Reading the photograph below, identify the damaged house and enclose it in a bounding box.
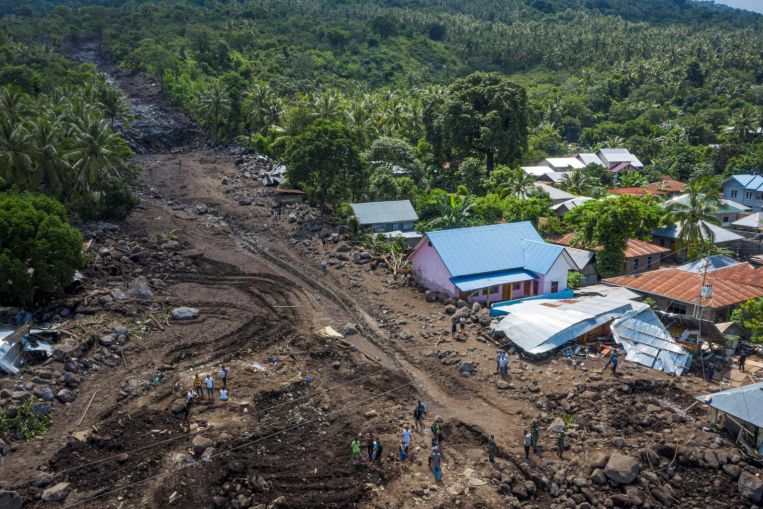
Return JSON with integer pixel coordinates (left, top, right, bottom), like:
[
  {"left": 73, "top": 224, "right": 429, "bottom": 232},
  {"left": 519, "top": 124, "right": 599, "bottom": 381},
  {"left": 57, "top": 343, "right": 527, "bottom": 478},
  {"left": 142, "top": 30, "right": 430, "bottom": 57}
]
[
  {"left": 697, "top": 382, "right": 763, "bottom": 456},
  {"left": 491, "top": 289, "right": 691, "bottom": 375}
]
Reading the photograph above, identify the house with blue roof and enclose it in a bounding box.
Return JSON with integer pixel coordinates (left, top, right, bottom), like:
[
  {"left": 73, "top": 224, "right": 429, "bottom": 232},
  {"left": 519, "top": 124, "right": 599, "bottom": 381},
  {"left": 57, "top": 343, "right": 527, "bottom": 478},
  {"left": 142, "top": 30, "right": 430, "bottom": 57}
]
[
  {"left": 723, "top": 175, "right": 763, "bottom": 211},
  {"left": 409, "top": 222, "right": 576, "bottom": 304}
]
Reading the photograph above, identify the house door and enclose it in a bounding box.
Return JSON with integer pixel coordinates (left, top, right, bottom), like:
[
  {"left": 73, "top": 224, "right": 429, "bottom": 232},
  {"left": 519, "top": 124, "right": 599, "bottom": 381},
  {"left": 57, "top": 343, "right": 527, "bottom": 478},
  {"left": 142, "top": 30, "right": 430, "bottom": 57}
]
[
  {"left": 532, "top": 280, "right": 539, "bottom": 296},
  {"left": 502, "top": 284, "right": 511, "bottom": 301},
  {"left": 524, "top": 281, "right": 532, "bottom": 297}
]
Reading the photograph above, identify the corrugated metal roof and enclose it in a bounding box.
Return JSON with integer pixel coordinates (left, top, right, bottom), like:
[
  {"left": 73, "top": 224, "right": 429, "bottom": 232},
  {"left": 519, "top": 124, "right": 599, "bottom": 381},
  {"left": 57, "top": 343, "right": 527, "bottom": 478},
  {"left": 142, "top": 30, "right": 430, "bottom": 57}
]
[
  {"left": 535, "top": 183, "right": 576, "bottom": 202},
  {"left": 537, "top": 172, "right": 569, "bottom": 184},
  {"left": 598, "top": 148, "right": 643, "bottom": 167},
  {"left": 523, "top": 240, "right": 565, "bottom": 274},
  {"left": 551, "top": 196, "right": 593, "bottom": 212},
  {"left": 651, "top": 221, "right": 744, "bottom": 244},
  {"left": 553, "top": 234, "right": 668, "bottom": 258},
  {"left": 664, "top": 194, "right": 750, "bottom": 213},
  {"left": 645, "top": 177, "right": 686, "bottom": 193},
  {"left": 605, "top": 263, "right": 763, "bottom": 309},
  {"left": 677, "top": 255, "right": 742, "bottom": 273},
  {"left": 492, "top": 295, "right": 643, "bottom": 355},
  {"left": 350, "top": 200, "right": 418, "bottom": 225},
  {"left": 522, "top": 166, "right": 554, "bottom": 176},
  {"left": 544, "top": 157, "right": 585, "bottom": 170},
  {"left": 697, "top": 382, "right": 763, "bottom": 428},
  {"left": 578, "top": 153, "right": 604, "bottom": 167},
  {"left": 728, "top": 175, "right": 763, "bottom": 191},
  {"left": 732, "top": 212, "right": 763, "bottom": 230},
  {"left": 564, "top": 246, "right": 595, "bottom": 271},
  {"left": 611, "top": 308, "right": 692, "bottom": 376},
  {"left": 425, "top": 222, "right": 549, "bottom": 278},
  {"left": 451, "top": 269, "right": 536, "bottom": 292},
  {"left": 608, "top": 187, "right": 664, "bottom": 196}
]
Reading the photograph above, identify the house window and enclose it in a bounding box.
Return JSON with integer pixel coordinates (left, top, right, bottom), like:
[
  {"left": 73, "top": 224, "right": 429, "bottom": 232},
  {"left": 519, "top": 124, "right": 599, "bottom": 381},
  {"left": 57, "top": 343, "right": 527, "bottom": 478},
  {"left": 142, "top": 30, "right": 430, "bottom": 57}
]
[
  {"left": 722, "top": 216, "right": 729, "bottom": 224},
  {"left": 633, "top": 258, "right": 640, "bottom": 272},
  {"left": 758, "top": 193, "right": 763, "bottom": 200},
  {"left": 647, "top": 256, "right": 653, "bottom": 269},
  {"left": 730, "top": 190, "right": 738, "bottom": 199},
  {"left": 486, "top": 285, "right": 499, "bottom": 296},
  {"left": 402, "top": 222, "right": 414, "bottom": 231},
  {"left": 372, "top": 224, "right": 387, "bottom": 233},
  {"left": 550, "top": 281, "right": 559, "bottom": 293},
  {"left": 745, "top": 190, "right": 753, "bottom": 200},
  {"left": 658, "top": 238, "right": 665, "bottom": 247},
  {"left": 513, "top": 282, "right": 522, "bottom": 290},
  {"left": 667, "top": 303, "right": 687, "bottom": 315}
]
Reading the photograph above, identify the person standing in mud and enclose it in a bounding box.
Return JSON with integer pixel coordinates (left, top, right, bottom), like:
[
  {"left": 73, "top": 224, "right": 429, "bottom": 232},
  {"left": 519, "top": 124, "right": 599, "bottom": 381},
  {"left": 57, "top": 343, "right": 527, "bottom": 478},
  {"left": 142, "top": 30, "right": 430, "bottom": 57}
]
[
  {"left": 603, "top": 351, "right": 619, "bottom": 374},
  {"left": 451, "top": 318, "right": 457, "bottom": 338},
  {"left": 413, "top": 401, "right": 425, "bottom": 431},
  {"left": 365, "top": 432, "right": 374, "bottom": 461},
  {"left": 402, "top": 424, "right": 411, "bottom": 454},
  {"left": 530, "top": 419, "right": 539, "bottom": 453},
  {"left": 193, "top": 374, "right": 203, "bottom": 398},
  {"left": 220, "top": 366, "right": 229, "bottom": 388},
  {"left": 738, "top": 350, "right": 747, "bottom": 371},
  {"left": 204, "top": 374, "right": 214, "bottom": 400},
  {"left": 431, "top": 446, "right": 442, "bottom": 482},
  {"left": 523, "top": 430, "right": 532, "bottom": 460},
  {"left": 372, "top": 436, "right": 383, "bottom": 462},
  {"left": 556, "top": 431, "right": 565, "bottom": 459},
  {"left": 487, "top": 434, "right": 497, "bottom": 463},
  {"left": 351, "top": 434, "right": 362, "bottom": 466},
  {"left": 321, "top": 259, "right": 328, "bottom": 274}
]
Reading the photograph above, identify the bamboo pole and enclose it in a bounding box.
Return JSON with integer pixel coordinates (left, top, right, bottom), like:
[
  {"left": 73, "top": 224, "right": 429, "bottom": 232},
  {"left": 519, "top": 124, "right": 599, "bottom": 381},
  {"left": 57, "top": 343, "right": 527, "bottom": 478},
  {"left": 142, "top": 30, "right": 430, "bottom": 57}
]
[{"left": 78, "top": 391, "right": 98, "bottom": 427}]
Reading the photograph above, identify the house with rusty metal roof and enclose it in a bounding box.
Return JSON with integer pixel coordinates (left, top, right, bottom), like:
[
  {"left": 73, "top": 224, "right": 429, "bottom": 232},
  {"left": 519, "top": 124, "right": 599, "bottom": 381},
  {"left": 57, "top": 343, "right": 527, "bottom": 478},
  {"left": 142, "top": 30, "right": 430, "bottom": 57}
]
[
  {"left": 604, "top": 258, "right": 763, "bottom": 322},
  {"left": 552, "top": 233, "right": 670, "bottom": 277}
]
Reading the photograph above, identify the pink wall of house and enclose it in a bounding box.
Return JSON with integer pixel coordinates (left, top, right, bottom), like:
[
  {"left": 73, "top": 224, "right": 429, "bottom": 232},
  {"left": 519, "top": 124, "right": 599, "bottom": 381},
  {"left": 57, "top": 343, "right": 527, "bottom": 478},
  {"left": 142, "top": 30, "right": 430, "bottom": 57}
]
[{"left": 410, "top": 241, "right": 459, "bottom": 297}]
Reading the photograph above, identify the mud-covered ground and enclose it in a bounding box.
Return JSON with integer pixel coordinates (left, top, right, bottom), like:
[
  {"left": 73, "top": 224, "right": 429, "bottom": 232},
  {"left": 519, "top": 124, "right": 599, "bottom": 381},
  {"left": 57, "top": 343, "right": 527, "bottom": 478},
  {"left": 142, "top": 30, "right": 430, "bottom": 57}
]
[{"left": 0, "top": 43, "right": 760, "bottom": 509}]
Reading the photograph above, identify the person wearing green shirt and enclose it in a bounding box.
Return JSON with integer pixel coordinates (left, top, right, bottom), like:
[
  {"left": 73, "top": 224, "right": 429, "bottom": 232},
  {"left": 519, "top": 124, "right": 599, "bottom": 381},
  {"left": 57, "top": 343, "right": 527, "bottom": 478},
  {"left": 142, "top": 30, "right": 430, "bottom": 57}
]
[{"left": 351, "top": 435, "right": 362, "bottom": 465}]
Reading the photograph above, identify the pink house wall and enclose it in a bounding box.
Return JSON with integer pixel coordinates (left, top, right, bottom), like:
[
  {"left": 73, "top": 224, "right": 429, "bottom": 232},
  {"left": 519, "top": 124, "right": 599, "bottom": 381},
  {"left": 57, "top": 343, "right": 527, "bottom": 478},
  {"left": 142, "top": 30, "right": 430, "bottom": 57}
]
[{"left": 410, "top": 241, "right": 459, "bottom": 297}]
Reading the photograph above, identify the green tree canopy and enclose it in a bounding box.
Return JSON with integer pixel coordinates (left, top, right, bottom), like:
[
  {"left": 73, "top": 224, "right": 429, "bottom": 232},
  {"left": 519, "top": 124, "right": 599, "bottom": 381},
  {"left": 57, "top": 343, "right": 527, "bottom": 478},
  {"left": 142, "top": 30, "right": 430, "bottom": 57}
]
[
  {"left": 732, "top": 298, "right": 763, "bottom": 344},
  {"left": 0, "top": 192, "right": 84, "bottom": 305},
  {"left": 426, "top": 72, "right": 528, "bottom": 173}
]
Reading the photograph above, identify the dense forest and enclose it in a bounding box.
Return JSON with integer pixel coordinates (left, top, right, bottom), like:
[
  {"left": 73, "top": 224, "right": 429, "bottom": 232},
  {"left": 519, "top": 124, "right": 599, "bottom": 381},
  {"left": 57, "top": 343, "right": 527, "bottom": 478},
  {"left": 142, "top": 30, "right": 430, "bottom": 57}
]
[{"left": 0, "top": 0, "right": 762, "bottom": 298}]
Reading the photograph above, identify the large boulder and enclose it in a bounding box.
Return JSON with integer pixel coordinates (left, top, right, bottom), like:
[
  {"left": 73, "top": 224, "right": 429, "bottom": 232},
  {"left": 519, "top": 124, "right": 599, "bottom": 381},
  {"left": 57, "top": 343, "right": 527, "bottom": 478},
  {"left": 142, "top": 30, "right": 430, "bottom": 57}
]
[
  {"left": 57, "top": 389, "right": 76, "bottom": 404},
  {"left": 34, "top": 386, "right": 55, "bottom": 401},
  {"left": 604, "top": 453, "right": 640, "bottom": 485},
  {"left": 31, "top": 402, "right": 53, "bottom": 416},
  {"left": 0, "top": 490, "right": 22, "bottom": 509},
  {"left": 171, "top": 307, "right": 200, "bottom": 321},
  {"left": 341, "top": 323, "right": 358, "bottom": 336},
  {"left": 42, "top": 483, "right": 70, "bottom": 502},
  {"left": 192, "top": 435, "right": 214, "bottom": 456},
  {"left": 738, "top": 471, "right": 763, "bottom": 502},
  {"left": 127, "top": 276, "right": 153, "bottom": 301}
]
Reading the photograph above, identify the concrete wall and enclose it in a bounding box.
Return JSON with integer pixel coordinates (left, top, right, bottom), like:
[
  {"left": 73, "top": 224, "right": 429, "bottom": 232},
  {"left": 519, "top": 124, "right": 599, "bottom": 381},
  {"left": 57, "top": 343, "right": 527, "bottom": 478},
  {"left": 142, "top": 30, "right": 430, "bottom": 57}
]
[
  {"left": 621, "top": 254, "right": 662, "bottom": 275},
  {"left": 540, "top": 254, "right": 571, "bottom": 294},
  {"left": 410, "top": 241, "right": 458, "bottom": 297}
]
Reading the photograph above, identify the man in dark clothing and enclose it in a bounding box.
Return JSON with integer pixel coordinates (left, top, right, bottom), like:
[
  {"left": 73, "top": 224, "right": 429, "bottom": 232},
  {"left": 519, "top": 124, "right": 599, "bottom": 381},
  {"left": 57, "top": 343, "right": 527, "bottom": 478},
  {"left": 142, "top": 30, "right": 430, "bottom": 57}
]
[
  {"left": 487, "top": 434, "right": 497, "bottom": 463},
  {"left": 705, "top": 363, "right": 715, "bottom": 382},
  {"left": 413, "top": 401, "right": 425, "bottom": 431},
  {"left": 451, "top": 319, "right": 457, "bottom": 337},
  {"left": 365, "top": 432, "right": 374, "bottom": 461},
  {"left": 530, "top": 420, "right": 539, "bottom": 453},
  {"left": 556, "top": 431, "right": 565, "bottom": 459},
  {"left": 739, "top": 351, "right": 747, "bottom": 371}
]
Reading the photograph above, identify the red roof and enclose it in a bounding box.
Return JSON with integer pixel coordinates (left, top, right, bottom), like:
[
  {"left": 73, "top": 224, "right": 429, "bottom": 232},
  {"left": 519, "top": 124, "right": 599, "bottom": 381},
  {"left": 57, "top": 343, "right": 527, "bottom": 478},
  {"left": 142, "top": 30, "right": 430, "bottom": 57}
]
[
  {"left": 607, "top": 187, "right": 665, "bottom": 196},
  {"left": 553, "top": 233, "right": 669, "bottom": 259},
  {"left": 605, "top": 263, "right": 763, "bottom": 309},
  {"left": 645, "top": 176, "right": 686, "bottom": 194}
]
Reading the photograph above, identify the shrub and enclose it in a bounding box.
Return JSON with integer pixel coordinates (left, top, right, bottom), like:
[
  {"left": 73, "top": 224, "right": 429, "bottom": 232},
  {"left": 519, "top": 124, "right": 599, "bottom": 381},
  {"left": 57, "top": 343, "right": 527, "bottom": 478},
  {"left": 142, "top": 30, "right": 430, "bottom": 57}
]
[
  {"left": 0, "top": 192, "right": 85, "bottom": 305},
  {"left": 0, "top": 398, "right": 53, "bottom": 439}
]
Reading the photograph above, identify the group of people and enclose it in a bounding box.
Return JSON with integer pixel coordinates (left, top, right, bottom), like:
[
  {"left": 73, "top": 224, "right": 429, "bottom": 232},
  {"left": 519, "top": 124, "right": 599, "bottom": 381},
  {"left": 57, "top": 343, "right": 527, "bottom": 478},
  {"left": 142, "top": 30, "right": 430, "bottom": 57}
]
[
  {"left": 188, "top": 366, "right": 230, "bottom": 404},
  {"left": 495, "top": 351, "right": 510, "bottom": 378}
]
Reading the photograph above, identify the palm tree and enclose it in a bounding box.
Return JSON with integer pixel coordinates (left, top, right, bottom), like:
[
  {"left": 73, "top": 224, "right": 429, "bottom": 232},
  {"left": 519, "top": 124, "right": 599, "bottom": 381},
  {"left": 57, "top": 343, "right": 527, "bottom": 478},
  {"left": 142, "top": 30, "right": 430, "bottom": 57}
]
[
  {"left": 0, "top": 117, "right": 33, "bottom": 187},
  {"left": 243, "top": 82, "right": 278, "bottom": 134},
  {"left": 195, "top": 80, "right": 231, "bottom": 140},
  {"left": 426, "top": 193, "right": 477, "bottom": 230},
  {"left": 97, "top": 83, "right": 130, "bottom": 129},
  {"left": 68, "top": 118, "right": 128, "bottom": 192},
  {"left": 562, "top": 168, "right": 596, "bottom": 196},
  {"left": 498, "top": 167, "right": 537, "bottom": 198},
  {"left": 725, "top": 108, "right": 757, "bottom": 143},
  {"left": 27, "top": 114, "right": 66, "bottom": 197},
  {"left": 666, "top": 179, "right": 720, "bottom": 249},
  {"left": 0, "top": 87, "right": 27, "bottom": 123}
]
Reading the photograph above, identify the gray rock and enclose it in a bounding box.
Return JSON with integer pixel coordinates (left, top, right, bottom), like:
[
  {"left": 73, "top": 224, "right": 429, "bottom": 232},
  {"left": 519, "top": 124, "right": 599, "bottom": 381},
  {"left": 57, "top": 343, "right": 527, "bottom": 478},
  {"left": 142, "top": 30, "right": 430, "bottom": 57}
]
[
  {"left": 10, "top": 391, "right": 30, "bottom": 401},
  {"left": 341, "top": 323, "right": 358, "bottom": 336},
  {"left": 704, "top": 449, "right": 719, "bottom": 468},
  {"left": 335, "top": 242, "right": 352, "bottom": 253},
  {"left": 110, "top": 288, "right": 128, "bottom": 301},
  {"left": 496, "top": 380, "right": 511, "bottom": 390},
  {"left": 364, "top": 410, "right": 378, "bottom": 419},
  {"left": 590, "top": 468, "right": 606, "bottom": 484},
  {"left": 722, "top": 463, "right": 742, "bottom": 479},
  {"left": 192, "top": 435, "right": 214, "bottom": 456},
  {"left": 444, "top": 304, "right": 456, "bottom": 315},
  {"left": 738, "top": 470, "right": 763, "bottom": 502},
  {"left": 456, "top": 299, "right": 468, "bottom": 308},
  {"left": 195, "top": 204, "right": 208, "bottom": 215},
  {"left": 42, "top": 483, "right": 70, "bottom": 502},
  {"left": 99, "top": 334, "right": 116, "bottom": 347},
  {"left": 113, "top": 326, "right": 131, "bottom": 337},
  {"left": 34, "top": 386, "right": 55, "bottom": 401},
  {"left": 127, "top": 276, "right": 153, "bottom": 301},
  {"left": 56, "top": 389, "right": 76, "bottom": 403},
  {"left": 424, "top": 290, "right": 438, "bottom": 303},
  {"left": 0, "top": 490, "right": 22, "bottom": 509},
  {"left": 604, "top": 453, "right": 640, "bottom": 485},
  {"left": 170, "top": 399, "right": 188, "bottom": 415},
  {"left": 458, "top": 361, "right": 475, "bottom": 374},
  {"left": 527, "top": 380, "right": 541, "bottom": 393},
  {"left": 161, "top": 240, "right": 181, "bottom": 251},
  {"left": 171, "top": 307, "right": 200, "bottom": 320}
]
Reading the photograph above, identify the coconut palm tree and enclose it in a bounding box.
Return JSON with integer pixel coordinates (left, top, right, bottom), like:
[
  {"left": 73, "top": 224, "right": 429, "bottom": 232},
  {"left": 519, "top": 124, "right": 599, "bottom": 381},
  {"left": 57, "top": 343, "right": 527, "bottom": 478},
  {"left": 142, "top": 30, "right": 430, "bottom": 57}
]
[
  {"left": 27, "top": 113, "right": 66, "bottom": 197},
  {"left": 0, "top": 87, "right": 27, "bottom": 123},
  {"left": 561, "top": 168, "right": 596, "bottom": 196},
  {"left": 195, "top": 80, "right": 231, "bottom": 140},
  {"left": 0, "top": 117, "right": 33, "bottom": 187},
  {"left": 426, "top": 193, "right": 477, "bottom": 230},
  {"left": 666, "top": 179, "right": 720, "bottom": 249},
  {"left": 97, "top": 83, "right": 130, "bottom": 129},
  {"left": 618, "top": 171, "right": 647, "bottom": 188},
  {"left": 498, "top": 167, "right": 537, "bottom": 198},
  {"left": 68, "top": 118, "right": 129, "bottom": 192}
]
